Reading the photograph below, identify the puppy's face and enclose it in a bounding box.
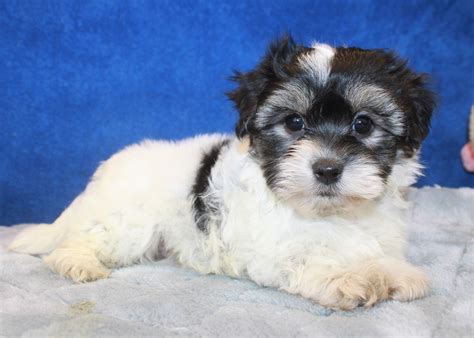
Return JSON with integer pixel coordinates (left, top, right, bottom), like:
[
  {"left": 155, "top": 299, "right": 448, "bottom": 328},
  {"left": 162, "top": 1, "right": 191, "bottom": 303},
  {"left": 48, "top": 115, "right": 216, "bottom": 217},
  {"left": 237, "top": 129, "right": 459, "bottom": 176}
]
[{"left": 228, "top": 36, "right": 436, "bottom": 216}]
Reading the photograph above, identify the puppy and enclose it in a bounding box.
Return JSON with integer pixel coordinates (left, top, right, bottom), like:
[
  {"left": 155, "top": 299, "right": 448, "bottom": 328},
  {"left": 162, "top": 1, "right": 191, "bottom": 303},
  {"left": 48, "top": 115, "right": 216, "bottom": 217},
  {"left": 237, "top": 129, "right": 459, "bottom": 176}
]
[{"left": 10, "top": 36, "right": 436, "bottom": 310}]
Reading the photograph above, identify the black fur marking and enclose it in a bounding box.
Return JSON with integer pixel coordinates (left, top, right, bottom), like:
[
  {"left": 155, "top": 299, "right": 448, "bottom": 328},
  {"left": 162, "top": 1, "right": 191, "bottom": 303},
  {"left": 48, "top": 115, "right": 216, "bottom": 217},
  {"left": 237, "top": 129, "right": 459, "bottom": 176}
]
[
  {"left": 227, "top": 34, "right": 436, "bottom": 208},
  {"left": 192, "top": 139, "right": 229, "bottom": 232},
  {"left": 227, "top": 34, "right": 310, "bottom": 138},
  {"left": 330, "top": 47, "right": 437, "bottom": 154}
]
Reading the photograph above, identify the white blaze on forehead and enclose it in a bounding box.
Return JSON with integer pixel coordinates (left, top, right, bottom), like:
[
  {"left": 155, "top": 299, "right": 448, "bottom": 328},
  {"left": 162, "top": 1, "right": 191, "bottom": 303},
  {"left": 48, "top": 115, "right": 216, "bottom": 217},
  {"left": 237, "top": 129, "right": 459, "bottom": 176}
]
[{"left": 298, "top": 42, "right": 335, "bottom": 85}]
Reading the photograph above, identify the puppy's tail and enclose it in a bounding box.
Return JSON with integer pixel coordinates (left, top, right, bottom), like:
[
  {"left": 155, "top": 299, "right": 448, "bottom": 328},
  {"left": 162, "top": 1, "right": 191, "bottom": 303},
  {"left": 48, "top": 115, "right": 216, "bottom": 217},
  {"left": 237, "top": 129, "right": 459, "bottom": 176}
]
[{"left": 9, "top": 223, "right": 65, "bottom": 255}]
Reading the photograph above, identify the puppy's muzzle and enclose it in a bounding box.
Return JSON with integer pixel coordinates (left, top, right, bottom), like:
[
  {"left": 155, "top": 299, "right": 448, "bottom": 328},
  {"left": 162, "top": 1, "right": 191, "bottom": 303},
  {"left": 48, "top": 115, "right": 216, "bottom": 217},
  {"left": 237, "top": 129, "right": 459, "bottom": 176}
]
[{"left": 312, "top": 159, "right": 344, "bottom": 185}]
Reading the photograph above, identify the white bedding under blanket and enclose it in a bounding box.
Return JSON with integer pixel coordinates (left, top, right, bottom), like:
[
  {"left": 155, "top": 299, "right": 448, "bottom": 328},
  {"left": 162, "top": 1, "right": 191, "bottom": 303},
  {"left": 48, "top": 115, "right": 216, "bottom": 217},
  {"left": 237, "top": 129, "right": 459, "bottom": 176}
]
[{"left": 1, "top": 187, "right": 473, "bottom": 337}]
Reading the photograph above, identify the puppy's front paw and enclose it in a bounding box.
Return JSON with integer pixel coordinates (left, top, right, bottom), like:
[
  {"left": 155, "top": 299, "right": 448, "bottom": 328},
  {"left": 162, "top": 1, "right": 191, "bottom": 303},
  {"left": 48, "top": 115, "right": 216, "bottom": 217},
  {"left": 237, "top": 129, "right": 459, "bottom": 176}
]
[
  {"left": 318, "top": 264, "right": 390, "bottom": 310},
  {"left": 385, "top": 262, "right": 430, "bottom": 302}
]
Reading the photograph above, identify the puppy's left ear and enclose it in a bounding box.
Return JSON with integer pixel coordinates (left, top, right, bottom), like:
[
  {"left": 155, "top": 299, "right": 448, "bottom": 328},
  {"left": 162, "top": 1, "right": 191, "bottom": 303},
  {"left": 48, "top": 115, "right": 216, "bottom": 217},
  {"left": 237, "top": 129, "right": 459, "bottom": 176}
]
[
  {"left": 227, "top": 35, "right": 304, "bottom": 138},
  {"left": 401, "top": 73, "right": 437, "bottom": 155}
]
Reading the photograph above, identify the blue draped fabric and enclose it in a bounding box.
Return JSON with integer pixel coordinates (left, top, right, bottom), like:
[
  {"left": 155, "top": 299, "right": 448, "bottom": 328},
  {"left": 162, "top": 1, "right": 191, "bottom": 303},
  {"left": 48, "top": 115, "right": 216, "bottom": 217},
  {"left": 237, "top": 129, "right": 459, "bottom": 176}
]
[{"left": 1, "top": 0, "right": 472, "bottom": 225}]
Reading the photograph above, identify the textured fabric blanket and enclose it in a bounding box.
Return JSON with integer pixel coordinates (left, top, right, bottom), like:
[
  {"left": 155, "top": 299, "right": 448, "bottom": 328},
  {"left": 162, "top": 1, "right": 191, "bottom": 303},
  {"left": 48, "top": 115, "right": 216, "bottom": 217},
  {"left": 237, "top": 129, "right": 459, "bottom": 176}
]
[{"left": 1, "top": 187, "right": 473, "bottom": 337}]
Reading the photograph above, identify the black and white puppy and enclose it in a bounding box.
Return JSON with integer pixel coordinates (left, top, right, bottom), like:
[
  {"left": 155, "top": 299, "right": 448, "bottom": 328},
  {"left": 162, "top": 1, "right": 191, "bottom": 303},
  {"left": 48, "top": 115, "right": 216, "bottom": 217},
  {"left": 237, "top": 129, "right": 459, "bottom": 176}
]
[{"left": 10, "top": 36, "right": 436, "bottom": 310}]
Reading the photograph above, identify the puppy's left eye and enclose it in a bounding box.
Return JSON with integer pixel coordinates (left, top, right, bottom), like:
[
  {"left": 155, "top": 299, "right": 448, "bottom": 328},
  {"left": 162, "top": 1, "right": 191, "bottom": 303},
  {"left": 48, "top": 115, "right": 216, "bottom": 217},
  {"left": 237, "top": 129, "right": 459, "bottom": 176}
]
[
  {"left": 352, "top": 115, "right": 373, "bottom": 135},
  {"left": 285, "top": 113, "right": 304, "bottom": 132}
]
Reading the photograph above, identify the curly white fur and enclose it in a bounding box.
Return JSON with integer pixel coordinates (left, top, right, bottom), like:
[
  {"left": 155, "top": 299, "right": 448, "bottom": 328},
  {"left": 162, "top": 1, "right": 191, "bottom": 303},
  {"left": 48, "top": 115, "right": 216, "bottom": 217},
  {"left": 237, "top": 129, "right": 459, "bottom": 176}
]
[{"left": 10, "top": 134, "right": 428, "bottom": 310}]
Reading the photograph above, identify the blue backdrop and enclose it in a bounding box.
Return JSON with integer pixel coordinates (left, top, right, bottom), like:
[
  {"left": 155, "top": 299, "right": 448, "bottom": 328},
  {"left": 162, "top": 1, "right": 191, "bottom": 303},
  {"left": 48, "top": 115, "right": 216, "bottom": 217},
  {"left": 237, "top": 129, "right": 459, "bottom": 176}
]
[{"left": 1, "top": 0, "right": 473, "bottom": 225}]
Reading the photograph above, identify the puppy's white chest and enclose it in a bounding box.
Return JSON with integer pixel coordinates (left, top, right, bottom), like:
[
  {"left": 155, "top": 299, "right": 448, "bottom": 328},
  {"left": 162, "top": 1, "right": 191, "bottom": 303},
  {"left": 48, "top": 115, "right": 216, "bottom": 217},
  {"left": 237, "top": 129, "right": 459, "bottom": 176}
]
[
  {"left": 204, "top": 146, "right": 404, "bottom": 277},
  {"left": 224, "top": 195, "right": 384, "bottom": 257}
]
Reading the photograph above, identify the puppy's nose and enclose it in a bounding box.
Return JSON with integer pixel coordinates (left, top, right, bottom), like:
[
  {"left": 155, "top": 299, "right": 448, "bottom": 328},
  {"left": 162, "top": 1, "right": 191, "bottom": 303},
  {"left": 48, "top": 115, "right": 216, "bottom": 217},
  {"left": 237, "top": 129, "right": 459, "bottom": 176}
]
[{"left": 312, "top": 159, "right": 343, "bottom": 185}]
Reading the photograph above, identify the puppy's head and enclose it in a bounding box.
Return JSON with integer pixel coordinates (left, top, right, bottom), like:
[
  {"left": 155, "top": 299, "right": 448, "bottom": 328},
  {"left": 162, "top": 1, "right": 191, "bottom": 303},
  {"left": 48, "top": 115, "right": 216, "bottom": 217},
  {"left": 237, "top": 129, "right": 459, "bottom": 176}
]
[{"left": 228, "top": 35, "right": 436, "bottom": 216}]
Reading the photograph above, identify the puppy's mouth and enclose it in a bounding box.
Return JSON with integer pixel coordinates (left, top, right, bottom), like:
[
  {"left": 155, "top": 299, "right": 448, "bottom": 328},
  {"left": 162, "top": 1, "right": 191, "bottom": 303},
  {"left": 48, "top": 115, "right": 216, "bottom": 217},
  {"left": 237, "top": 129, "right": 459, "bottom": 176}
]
[
  {"left": 317, "top": 191, "right": 337, "bottom": 198},
  {"left": 315, "top": 185, "right": 340, "bottom": 198}
]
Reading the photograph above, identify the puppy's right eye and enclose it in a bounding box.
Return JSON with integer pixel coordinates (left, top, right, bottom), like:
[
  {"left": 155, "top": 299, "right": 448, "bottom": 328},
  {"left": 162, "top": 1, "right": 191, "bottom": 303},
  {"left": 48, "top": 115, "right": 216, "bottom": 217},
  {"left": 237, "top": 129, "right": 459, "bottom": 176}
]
[
  {"left": 352, "top": 115, "right": 373, "bottom": 135},
  {"left": 285, "top": 113, "right": 304, "bottom": 132}
]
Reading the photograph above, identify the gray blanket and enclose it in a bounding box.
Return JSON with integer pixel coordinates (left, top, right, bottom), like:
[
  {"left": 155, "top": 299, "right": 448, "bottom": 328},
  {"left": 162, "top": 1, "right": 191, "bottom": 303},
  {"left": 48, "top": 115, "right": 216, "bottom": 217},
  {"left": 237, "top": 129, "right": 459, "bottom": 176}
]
[{"left": 1, "top": 187, "right": 473, "bottom": 337}]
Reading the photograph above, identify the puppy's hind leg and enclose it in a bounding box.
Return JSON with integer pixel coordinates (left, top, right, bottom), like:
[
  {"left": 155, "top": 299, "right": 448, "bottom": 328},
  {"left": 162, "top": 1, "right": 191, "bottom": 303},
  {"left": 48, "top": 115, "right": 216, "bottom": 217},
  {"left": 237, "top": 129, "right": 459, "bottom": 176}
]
[
  {"left": 9, "top": 223, "right": 65, "bottom": 255},
  {"left": 44, "top": 239, "right": 110, "bottom": 283}
]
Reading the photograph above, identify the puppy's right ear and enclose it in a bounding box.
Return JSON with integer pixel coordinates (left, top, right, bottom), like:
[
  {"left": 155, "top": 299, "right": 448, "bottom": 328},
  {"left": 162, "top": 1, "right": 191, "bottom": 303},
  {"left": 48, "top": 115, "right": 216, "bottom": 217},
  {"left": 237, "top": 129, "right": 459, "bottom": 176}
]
[{"left": 227, "top": 35, "right": 303, "bottom": 138}]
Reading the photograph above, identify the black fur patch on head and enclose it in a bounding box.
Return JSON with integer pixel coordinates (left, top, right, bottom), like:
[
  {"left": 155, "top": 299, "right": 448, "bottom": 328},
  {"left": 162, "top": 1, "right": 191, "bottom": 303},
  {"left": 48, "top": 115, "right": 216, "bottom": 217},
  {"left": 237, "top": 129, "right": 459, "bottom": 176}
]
[
  {"left": 192, "top": 139, "right": 229, "bottom": 232},
  {"left": 227, "top": 35, "right": 436, "bottom": 155},
  {"left": 226, "top": 35, "right": 310, "bottom": 138},
  {"left": 330, "top": 47, "right": 437, "bottom": 155},
  {"left": 227, "top": 34, "right": 437, "bottom": 209}
]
